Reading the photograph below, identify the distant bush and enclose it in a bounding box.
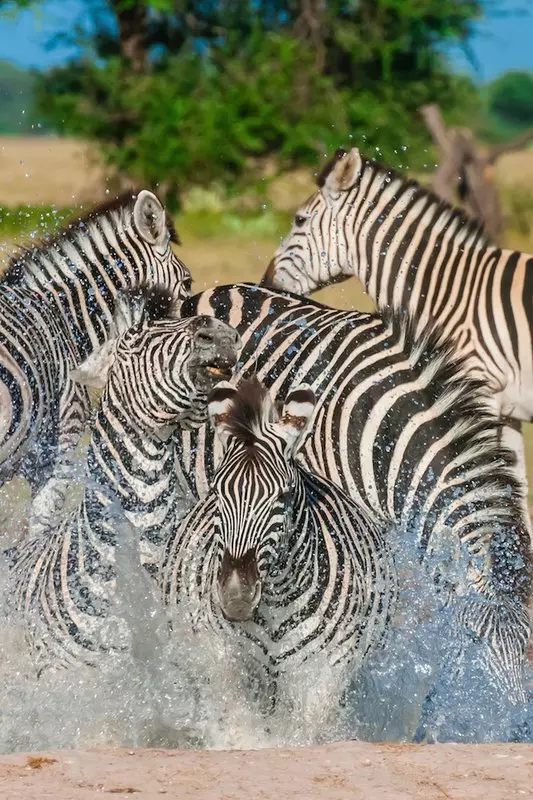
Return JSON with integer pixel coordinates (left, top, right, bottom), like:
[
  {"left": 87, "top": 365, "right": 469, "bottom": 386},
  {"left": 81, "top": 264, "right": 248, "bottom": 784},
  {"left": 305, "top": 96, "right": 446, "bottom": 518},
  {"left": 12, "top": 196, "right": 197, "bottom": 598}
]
[
  {"left": 488, "top": 71, "right": 533, "bottom": 130},
  {"left": 0, "top": 205, "right": 77, "bottom": 238},
  {"left": 0, "top": 60, "right": 44, "bottom": 135}
]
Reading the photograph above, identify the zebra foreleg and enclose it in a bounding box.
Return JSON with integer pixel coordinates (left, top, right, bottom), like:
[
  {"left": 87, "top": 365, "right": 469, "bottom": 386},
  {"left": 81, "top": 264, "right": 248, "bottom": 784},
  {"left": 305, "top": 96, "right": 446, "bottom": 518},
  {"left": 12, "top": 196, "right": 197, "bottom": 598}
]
[
  {"left": 499, "top": 418, "right": 532, "bottom": 542},
  {"left": 28, "top": 380, "right": 91, "bottom": 535},
  {"left": 414, "top": 595, "right": 529, "bottom": 743}
]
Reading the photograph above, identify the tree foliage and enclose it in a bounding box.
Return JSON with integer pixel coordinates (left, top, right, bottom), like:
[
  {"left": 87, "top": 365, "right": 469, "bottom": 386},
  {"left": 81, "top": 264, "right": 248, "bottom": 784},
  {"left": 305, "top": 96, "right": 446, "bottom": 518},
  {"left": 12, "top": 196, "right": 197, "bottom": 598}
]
[
  {"left": 488, "top": 71, "right": 533, "bottom": 129},
  {"left": 14, "top": 0, "right": 484, "bottom": 204},
  {"left": 0, "top": 60, "right": 41, "bottom": 134}
]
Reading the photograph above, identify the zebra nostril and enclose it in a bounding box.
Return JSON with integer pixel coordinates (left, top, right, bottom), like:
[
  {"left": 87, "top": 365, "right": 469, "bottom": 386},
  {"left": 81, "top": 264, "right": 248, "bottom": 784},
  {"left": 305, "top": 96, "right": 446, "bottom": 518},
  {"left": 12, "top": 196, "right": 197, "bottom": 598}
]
[
  {"left": 251, "top": 580, "right": 262, "bottom": 609},
  {"left": 194, "top": 328, "right": 216, "bottom": 346}
]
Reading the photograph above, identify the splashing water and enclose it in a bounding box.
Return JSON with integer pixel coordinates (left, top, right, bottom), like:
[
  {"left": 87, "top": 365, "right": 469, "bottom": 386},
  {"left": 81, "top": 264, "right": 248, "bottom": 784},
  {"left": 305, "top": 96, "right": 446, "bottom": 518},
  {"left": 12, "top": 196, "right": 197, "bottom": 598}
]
[{"left": 0, "top": 474, "right": 530, "bottom": 752}]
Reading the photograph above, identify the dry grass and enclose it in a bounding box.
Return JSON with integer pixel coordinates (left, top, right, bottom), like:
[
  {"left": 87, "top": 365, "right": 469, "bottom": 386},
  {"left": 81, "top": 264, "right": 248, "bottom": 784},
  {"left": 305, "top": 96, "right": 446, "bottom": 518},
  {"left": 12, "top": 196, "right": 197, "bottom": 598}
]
[
  {"left": 0, "top": 136, "right": 108, "bottom": 206},
  {"left": 495, "top": 150, "right": 533, "bottom": 189}
]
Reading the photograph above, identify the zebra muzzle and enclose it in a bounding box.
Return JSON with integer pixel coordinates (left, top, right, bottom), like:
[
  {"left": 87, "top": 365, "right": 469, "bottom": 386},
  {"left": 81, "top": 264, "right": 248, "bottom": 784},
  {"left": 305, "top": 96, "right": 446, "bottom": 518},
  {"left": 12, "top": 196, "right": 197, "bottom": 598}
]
[{"left": 216, "top": 548, "right": 262, "bottom": 622}]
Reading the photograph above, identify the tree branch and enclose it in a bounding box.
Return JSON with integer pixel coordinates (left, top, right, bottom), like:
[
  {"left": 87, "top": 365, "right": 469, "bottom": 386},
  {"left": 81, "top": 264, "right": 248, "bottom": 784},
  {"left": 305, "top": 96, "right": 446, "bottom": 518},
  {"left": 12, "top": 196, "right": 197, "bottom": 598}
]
[
  {"left": 419, "top": 104, "right": 454, "bottom": 155},
  {"left": 488, "top": 127, "right": 533, "bottom": 164}
]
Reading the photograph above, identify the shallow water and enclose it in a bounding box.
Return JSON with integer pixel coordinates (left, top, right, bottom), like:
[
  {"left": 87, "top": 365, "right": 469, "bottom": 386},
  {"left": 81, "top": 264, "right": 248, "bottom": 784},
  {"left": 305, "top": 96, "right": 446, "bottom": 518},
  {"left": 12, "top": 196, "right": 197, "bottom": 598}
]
[{"left": 0, "top": 476, "right": 530, "bottom": 753}]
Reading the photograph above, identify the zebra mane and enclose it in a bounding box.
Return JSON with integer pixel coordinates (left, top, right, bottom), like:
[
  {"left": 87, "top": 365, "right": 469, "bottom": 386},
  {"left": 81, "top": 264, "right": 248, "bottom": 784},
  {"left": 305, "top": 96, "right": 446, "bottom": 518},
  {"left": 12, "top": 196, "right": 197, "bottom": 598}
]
[
  {"left": 222, "top": 377, "right": 274, "bottom": 449},
  {"left": 317, "top": 148, "right": 489, "bottom": 247},
  {"left": 2, "top": 191, "right": 179, "bottom": 287},
  {"left": 383, "top": 306, "right": 492, "bottom": 412},
  {"left": 128, "top": 283, "right": 177, "bottom": 322}
]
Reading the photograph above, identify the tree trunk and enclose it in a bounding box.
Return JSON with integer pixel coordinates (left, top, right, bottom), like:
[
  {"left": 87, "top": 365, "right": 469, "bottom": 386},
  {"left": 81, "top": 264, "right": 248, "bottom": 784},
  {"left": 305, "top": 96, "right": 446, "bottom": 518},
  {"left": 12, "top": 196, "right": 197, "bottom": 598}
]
[
  {"left": 421, "top": 104, "right": 533, "bottom": 244},
  {"left": 110, "top": 0, "right": 149, "bottom": 75}
]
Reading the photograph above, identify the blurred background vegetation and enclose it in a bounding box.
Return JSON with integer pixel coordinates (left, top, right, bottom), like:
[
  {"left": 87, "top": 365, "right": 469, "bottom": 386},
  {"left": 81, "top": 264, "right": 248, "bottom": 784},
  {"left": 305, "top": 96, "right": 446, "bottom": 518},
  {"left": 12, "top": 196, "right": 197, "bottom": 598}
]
[{"left": 0, "top": 0, "right": 531, "bottom": 211}]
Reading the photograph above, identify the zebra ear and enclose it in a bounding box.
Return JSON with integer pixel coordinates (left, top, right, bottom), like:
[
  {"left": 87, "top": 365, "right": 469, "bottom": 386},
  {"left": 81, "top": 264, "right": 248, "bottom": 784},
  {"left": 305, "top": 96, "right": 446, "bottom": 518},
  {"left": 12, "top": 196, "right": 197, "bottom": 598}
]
[
  {"left": 70, "top": 340, "right": 118, "bottom": 388},
  {"left": 114, "top": 289, "right": 147, "bottom": 334},
  {"left": 134, "top": 190, "right": 167, "bottom": 247},
  {"left": 324, "top": 148, "right": 362, "bottom": 195},
  {"left": 276, "top": 384, "right": 316, "bottom": 453},
  {"left": 208, "top": 382, "right": 238, "bottom": 446}
]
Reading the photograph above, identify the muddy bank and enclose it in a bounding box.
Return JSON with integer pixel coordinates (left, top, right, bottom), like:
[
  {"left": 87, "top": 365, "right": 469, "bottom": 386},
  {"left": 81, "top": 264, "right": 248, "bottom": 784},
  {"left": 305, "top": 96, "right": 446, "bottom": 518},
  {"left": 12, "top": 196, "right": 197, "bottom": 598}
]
[{"left": 0, "top": 741, "right": 531, "bottom": 799}]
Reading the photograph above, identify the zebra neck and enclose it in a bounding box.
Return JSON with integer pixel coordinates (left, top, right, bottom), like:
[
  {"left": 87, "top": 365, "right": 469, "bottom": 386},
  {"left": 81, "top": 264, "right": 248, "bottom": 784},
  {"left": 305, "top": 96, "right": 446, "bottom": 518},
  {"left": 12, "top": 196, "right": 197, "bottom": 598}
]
[
  {"left": 348, "top": 172, "right": 494, "bottom": 317},
  {"left": 15, "top": 221, "right": 135, "bottom": 361},
  {"left": 87, "top": 402, "right": 179, "bottom": 530}
]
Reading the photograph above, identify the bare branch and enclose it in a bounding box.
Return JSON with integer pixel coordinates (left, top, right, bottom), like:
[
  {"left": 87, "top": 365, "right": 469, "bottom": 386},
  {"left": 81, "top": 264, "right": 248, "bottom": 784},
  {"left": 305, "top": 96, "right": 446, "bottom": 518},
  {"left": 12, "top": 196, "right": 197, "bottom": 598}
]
[
  {"left": 419, "top": 104, "right": 454, "bottom": 155},
  {"left": 488, "top": 127, "right": 533, "bottom": 164}
]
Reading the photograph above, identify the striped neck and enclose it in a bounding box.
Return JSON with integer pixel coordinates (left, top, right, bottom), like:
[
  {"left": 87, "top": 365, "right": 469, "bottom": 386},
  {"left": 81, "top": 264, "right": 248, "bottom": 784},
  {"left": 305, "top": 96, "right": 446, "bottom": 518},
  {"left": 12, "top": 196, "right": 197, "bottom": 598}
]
[
  {"left": 10, "top": 207, "right": 140, "bottom": 361},
  {"left": 87, "top": 398, "right": 180, "bottom": 548},
  {"left": 345, "top": 163, "right": 494, "bottom": 315}
]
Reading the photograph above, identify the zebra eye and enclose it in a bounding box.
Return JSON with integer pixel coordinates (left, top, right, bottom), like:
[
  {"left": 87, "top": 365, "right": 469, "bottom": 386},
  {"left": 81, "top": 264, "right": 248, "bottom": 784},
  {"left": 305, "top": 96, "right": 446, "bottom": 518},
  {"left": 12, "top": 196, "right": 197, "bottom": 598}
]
[
  {"left": 279, "top": 488, "right": 292, "bottom": 505},
  {"left": 294, "top": 214, "right": 307, "bottom": 228}
]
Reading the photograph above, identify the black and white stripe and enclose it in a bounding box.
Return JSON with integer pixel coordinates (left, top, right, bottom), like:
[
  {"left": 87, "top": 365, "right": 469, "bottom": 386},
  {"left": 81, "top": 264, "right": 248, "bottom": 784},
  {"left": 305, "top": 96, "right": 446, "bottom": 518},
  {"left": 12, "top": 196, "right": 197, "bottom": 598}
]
[
  {"left": 8, "top": 301, "right": 240, "bottom": 672},
  {"left": 161, "top": 377, "right": 396, "bottom": 740},
  {"left": 0, "top": 190, "right": 192, "bottom": 531},
  {"left": 263, "top": 148, "right": 533, "bottom": 506},
  {"left": 176, "top": 283, "right": 531, "bottom": 736}
]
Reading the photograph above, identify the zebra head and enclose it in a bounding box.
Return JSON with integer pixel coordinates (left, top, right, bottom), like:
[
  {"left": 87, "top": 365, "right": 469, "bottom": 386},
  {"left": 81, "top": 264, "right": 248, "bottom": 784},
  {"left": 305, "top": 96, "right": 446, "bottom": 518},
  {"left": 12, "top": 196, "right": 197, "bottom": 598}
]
[
  {"left": 131, "top": 189, "right": 192, "bottom": 307},
  {"left": 72, "top": 292, "right": 241, "bottom": 432},
  {"left": 262, "top": 147, "right": 364, "bottom": 294},
  {"left": 207, "top": 377, "right": 316, "bottom": 622}
]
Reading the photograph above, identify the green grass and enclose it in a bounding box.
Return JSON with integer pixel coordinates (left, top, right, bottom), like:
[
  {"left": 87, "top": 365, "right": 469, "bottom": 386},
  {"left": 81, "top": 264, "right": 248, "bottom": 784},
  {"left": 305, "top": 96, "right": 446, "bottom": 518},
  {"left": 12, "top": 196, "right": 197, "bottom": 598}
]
[
  {"left": 176, "top": 208, "right": 291, "bottom": 240},
  {"left": 0, "top": 204, "right": 78, "bottom": 239},
  {"left": 0, "top": 203, "right": 292, "bottom": 244}
]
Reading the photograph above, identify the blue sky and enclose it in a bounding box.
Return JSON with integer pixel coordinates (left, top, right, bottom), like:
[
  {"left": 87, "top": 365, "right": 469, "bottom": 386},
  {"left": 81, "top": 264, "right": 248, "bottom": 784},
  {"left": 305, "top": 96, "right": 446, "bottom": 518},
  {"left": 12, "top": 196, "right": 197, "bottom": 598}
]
[{"left": 0, "top": 0, "right": 532, "bottom": 80}]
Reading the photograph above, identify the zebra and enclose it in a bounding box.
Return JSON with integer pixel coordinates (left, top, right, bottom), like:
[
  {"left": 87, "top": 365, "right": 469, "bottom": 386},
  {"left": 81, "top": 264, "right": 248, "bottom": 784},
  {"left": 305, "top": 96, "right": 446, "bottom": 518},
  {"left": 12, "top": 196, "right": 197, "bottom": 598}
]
[
  {"left": 161, "top": 376, "right": 396, "bottom": 745},
  {"left": 176, "top": 282, "right": 531, "bottom": 741},
  {"left": 261, "top": 147, "right": 533, "bottom": 519},
  {"left": 0, "top": 189, "right": 192, "bottom": 534},
  {"left": 8, "top": 289, "right": 240, "bottom": 672}
]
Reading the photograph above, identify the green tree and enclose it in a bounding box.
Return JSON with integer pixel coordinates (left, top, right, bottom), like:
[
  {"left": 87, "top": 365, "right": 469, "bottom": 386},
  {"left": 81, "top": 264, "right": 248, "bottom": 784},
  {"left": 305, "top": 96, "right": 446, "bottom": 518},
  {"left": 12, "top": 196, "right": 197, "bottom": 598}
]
[
  {"left": 0, "top": 60, "right": 39, "bottom": 134},
  {"left": 488, "top": 70, "right": 533, "bottom": 129},
  {"left": 6, "top": 0, "right": 484, "bottom": 205}
]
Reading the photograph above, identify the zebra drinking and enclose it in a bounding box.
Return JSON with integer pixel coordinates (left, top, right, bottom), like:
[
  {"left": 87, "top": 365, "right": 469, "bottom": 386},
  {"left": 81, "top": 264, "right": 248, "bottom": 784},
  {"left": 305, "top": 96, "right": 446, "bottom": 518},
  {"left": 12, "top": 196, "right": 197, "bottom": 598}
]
[
  {"left": 161, "top": 377, "right": 396, "bottom": 746},
  {"left": 0, "top": 190, "right": 192, "bottom": 533},
  {"left": 262, "top": 147, "right": 533, "bottom": 516},
  {"left": 8, "top": 289, "right": 240, "bottom": 673},
  {"left": 177, "top": 283, "right": 531, "bottom": 740}
]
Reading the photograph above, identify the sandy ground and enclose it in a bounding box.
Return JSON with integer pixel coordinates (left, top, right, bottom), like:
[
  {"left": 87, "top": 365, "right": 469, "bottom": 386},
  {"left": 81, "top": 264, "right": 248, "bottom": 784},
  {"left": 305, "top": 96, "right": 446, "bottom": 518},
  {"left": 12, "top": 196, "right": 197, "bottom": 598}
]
[{"left": 0, "top": 741, "right": 531, "bottom": 799}]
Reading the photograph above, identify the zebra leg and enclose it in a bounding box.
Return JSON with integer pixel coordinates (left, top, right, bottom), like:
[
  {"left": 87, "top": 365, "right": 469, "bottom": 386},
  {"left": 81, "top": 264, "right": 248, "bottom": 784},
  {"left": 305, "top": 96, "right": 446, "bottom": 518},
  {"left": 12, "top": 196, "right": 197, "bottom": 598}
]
[
  {"left": 28, "top": 380, "right": 91, "bottom": 535},
  {"left": 500, "top": 418, "right": 532, "bottom": 541},
  {"left": 414, "top": 595, "right": 530, "bottom": 743}
]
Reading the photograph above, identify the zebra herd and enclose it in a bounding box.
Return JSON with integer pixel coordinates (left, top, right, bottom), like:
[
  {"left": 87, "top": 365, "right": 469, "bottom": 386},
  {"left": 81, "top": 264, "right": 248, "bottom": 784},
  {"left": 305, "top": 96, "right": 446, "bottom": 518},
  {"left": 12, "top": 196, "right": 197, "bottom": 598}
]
[{"left": 0, "top": 146, "right": 532, "bottom": 746}]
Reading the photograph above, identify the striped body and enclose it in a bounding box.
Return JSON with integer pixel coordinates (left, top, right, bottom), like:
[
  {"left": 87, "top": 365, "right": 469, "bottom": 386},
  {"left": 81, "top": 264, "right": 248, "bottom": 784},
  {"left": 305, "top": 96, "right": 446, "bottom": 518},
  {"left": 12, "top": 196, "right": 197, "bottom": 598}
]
[
  {"left": 0, "top": 191, "right": 191, "bottom": 514},
  {"left": 264, "top": 149, "right": 533, "bottom": 424},
  {"left": 177, "top": 284, "right": 531, "bottom": 736},
  {"left": 9, "top": 312, "right": 240, "bottom": 671},
  {"left": 161, "top": 379, "right": 396, "bottom": 741},
  {"left": 0, "top": 284, "right": 80, "bottom": 483}
]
